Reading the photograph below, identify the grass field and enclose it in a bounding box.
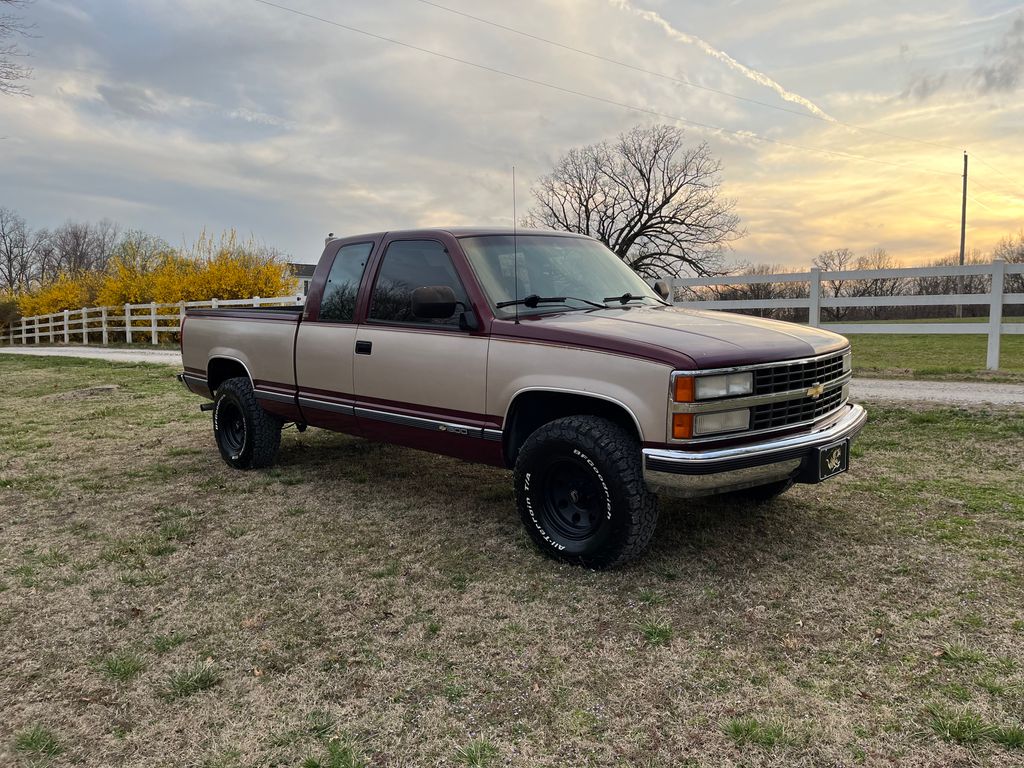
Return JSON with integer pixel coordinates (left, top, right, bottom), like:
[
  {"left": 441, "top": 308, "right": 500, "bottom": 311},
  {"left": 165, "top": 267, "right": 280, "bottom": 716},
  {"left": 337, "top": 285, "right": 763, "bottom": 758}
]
[
  {"left": 848, "top": 334, "right": 1024, "bottom": 383},
  {"left": 1, "top": 355, "right": 1023, "bottom": 767}
]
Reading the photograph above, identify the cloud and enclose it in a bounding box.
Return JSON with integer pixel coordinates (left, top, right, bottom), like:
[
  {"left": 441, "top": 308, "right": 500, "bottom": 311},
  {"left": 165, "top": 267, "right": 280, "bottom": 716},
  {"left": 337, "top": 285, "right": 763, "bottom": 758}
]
[
  {"left": 900, "top": 72, "right": 947, "bottom": 101},
  {"left": 96, "top": 83, "right": 164, "bottom": 119},
  {"left": 973, "top": 14, "right": 1024, "bottom": 92},
  {"left": 607, "top": 0, "right": 834, "bottom": 120},
  {"left": 3, "top": 0, "right": 1023, "bottom": 269}
]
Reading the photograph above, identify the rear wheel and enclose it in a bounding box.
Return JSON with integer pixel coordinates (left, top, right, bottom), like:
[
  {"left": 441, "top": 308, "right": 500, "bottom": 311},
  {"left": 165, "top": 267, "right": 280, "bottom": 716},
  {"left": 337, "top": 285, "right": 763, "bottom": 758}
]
[
  {"left": 212, "top": 376, "right": 282, "bottom": 469},
  {"left": 514, "top": 416, "right": 658, "bottom": 568}
]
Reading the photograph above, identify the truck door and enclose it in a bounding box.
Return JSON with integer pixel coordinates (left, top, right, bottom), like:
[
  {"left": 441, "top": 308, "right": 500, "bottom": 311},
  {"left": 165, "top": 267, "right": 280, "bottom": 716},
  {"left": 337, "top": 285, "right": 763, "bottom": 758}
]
[
  {"left": 353, "top": 237, "right": 489, "bottom": 458},
  {"left": 294, "top": 241, "right": 374, "bottom": 433}
]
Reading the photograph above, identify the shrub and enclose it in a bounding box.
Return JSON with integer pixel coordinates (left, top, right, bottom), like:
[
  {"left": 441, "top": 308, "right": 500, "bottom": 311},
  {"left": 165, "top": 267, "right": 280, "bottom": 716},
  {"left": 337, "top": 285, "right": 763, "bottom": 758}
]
[{"left": 0, "top": 297, "right": 20, "bottom": 328}]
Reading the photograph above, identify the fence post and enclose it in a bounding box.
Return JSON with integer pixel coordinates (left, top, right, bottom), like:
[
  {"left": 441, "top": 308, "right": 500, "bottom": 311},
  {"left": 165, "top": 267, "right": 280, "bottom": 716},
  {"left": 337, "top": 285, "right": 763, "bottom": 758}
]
[
  {"left": 987, "top": 259, "right": 1005, "bottom": 370},
  {"left": 21, "top": 317, "right": 26, "bottom": 345},
  {"left": 211, "top": 297, "right": 219, "bottom": 310},
  {"left": 253, "top": 296, "right": 261, "bottom": 308},
  {"left": 63, "top": 309, "right": 70, "bottom": 344},
  {"left": 150, "top": 302, "right": 158, "bottom": 345},
  {"left": 125, "top": 304, "right": 132, "bottom": 344},
  {"left": 808, "top": 267, "right": 821, "bottom": 327},
  {"left": 101, "top": 307, "right": 109, "bottom": 345},
  {"left": 82, "top": 308, "right": 89, "bottom": 345}
]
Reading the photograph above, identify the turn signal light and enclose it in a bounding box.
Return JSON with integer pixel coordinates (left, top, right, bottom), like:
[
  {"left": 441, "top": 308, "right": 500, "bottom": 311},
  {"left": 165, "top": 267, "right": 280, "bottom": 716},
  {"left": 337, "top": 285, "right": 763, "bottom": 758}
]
[
  {"left": 673, "top": 376, "right": 694, "bottom": 402},
  {"left": 671, "top": 413, "right": 693, "bottom": 439}
]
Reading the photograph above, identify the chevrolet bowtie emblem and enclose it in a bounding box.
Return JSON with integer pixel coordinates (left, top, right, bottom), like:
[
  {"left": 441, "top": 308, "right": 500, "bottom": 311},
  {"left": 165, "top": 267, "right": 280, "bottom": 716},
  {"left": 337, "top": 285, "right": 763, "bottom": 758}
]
[{"left": 806, "top": 382, "right": 825, "bottom": 399}]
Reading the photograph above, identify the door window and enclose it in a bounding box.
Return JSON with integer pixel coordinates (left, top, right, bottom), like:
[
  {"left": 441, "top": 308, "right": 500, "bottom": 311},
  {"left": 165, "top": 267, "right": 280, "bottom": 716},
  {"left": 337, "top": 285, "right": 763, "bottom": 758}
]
[
  {"left": 319, "top": 242, "right": 373, "bottom": 322},
  {"left": 368, "top": 240, "right": 469, "bottom": 326}
]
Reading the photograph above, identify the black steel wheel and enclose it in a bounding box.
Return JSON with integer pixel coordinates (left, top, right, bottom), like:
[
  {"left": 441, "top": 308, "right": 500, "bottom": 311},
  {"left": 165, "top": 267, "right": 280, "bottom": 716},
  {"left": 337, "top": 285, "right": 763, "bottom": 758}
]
[
  {"left": 514, "top": 415, "right": 658, "bottom": 568},
  {"left": 212, "top": 376, "right": 283, "bottom": 470}
]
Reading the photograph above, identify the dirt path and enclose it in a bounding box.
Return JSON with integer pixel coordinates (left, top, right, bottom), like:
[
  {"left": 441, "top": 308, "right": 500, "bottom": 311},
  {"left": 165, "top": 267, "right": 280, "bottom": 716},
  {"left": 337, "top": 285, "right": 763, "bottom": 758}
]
[
  {"left": 0, "top": 345, "right": 182, "bottom": 366},
  {"left": 850, "top": 377, "right": 1024, "bottom": 407},
  {"left": 2, "top": 346, "right": 1022, "bottom": 406}
]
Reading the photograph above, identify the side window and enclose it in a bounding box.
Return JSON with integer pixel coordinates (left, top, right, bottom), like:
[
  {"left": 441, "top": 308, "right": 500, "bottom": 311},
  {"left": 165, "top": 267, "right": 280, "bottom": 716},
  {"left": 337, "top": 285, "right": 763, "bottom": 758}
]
[
  {"left": 319, "top": 242, "right": 373, "bottom": 322},
  {"left": 369, "top": 240, "right": 469, "bottom": 326}
]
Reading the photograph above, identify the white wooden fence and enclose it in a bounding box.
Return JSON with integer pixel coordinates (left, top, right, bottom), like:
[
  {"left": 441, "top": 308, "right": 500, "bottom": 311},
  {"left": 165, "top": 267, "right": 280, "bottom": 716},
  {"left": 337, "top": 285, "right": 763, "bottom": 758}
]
[
  {"left": 0, "top": 295, "right": 306, "bottom": 348},
  {"left": 659, "top": 259, "right": 1024, "bottom": 370},
  {"left": 3, "top": 261, "right": 1022, "bottom": 370}
]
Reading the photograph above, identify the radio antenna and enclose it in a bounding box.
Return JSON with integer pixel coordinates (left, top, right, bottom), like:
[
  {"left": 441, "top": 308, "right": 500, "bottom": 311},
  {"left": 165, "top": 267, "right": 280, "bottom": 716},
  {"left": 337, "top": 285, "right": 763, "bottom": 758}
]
[{"left": 512, "top": 165, "right": 520, "bottom": 325}]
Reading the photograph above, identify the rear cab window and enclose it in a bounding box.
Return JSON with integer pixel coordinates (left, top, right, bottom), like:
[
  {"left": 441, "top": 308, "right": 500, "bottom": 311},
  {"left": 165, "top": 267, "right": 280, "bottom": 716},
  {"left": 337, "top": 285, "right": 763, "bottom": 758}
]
[{"left": 319, "top": 242, "right": 373, "bottom": 322}]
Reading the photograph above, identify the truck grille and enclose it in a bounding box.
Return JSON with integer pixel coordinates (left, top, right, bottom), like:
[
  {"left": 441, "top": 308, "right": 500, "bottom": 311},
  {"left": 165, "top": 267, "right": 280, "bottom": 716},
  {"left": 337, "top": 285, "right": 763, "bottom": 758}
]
[
  {"left": 753, "top": 352, "right": 846, "bottom": 395},
  {"left": 751, "top": 387, "right": 844, "bottom": 430}
]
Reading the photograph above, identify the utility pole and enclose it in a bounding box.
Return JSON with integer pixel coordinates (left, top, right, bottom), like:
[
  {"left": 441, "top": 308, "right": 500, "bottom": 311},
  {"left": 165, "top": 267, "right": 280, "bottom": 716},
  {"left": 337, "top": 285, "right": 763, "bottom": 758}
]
[{"left": 956, "top": 151, "right": 968, "bottom": 318}]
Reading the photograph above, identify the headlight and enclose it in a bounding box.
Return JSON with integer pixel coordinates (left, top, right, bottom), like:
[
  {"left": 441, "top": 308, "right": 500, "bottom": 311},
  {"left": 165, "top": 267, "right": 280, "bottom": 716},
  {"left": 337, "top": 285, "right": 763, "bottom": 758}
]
[
  {"left": 695, "top": 372, "right": 753, "bottom": 400},
  {"left": 694, "top": 409, "right": 750, "bottom": 435}
]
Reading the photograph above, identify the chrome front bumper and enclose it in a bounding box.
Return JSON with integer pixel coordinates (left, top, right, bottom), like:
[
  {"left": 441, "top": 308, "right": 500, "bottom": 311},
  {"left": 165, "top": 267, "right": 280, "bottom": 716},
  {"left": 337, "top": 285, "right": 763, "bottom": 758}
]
[{"left": 643, "top": 403, "right": 867, "bottom": 498}]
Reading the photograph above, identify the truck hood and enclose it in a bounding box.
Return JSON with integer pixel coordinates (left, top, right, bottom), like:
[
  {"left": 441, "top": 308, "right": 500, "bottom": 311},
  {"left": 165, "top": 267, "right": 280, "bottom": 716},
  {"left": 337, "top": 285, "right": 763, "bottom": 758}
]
[{"left": 492, "top": 305, "right": 849, "bottom": 369}]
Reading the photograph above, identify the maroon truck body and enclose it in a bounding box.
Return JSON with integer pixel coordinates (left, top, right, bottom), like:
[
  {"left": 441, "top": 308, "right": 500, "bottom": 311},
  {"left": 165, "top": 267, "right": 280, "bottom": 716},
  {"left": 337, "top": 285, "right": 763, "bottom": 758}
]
[{"left": 179, "top": 227, "right": 866, "bottom": 567}]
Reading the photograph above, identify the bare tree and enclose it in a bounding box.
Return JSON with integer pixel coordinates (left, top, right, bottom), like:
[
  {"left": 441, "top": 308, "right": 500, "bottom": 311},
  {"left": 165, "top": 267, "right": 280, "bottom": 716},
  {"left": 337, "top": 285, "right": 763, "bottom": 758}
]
[
  {"left": 1, "top": 0, "right": 32, "bottom": 96},
  {"left": 814, "top": 248, "right": 856, "bottom": 321},
  {"left": 526, "top": 124, "right": 742, "bottom": 278},
  {"left": 0, "top": 206, "right": 37, "bottom": 292},
  {"left": 39, "top": 219, "right": 121, "bottom": 278},
  {"left": 854, "top": 249, "right": 906, "bottom": 319}
]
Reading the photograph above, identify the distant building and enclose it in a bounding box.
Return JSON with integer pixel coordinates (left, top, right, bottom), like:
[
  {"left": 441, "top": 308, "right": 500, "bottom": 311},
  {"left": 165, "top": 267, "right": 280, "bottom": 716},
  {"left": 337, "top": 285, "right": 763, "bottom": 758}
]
[{"left": 288, "top": 263, "right": 316, "bottom": 296}]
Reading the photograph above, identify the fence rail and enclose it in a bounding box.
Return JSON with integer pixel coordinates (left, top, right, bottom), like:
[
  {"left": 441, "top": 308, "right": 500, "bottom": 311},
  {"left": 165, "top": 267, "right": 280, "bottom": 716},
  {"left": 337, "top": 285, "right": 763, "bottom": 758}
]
[
  {"left": 659, "top": 259, "right": 1023, "bottom": 370},
  {"left": 1, "top": 295, "right": 306, "bottom": 348},
  {"left": 3, "top": 262, "right": 1022, "bottom": 370}
]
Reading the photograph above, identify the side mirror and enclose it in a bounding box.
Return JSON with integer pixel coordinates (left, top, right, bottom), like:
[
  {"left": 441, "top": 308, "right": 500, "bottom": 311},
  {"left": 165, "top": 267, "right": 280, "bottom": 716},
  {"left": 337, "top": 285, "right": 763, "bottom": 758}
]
[
  {"left": 653, "top": 280, "right": 670, "bottom": 301},
  {"left": 411, "top": 285, "right": 457, "bottom": 319}
]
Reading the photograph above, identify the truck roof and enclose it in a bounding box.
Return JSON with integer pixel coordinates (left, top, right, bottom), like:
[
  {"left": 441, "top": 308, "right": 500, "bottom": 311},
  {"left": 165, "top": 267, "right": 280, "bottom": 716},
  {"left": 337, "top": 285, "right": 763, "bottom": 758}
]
[{"left": 327, "top": 226, "right": 594, "bottom": 243}]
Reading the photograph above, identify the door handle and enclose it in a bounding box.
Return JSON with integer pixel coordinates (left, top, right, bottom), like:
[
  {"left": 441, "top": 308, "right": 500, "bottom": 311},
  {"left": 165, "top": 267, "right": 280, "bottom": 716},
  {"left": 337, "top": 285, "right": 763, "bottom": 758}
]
[{"left": 355, "top": 340, "right": 372, "bottom": 355}]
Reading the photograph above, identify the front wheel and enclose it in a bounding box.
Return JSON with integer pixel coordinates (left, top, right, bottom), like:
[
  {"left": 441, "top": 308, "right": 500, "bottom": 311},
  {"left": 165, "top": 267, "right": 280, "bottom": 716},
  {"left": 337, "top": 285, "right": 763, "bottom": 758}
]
[
  {"left": 212, "top": 376, "right": 283, "bottom": 469},
  {"left": 514, "top": 416, "right": 658, "bottom": 568}
]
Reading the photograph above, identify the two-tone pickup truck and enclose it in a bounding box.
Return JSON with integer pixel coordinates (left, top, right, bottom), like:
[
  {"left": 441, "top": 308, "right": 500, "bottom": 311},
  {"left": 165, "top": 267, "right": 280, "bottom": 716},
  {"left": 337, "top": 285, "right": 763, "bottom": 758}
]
[{"left": 179, "top": 227, "right": 865, "bottom": 567}]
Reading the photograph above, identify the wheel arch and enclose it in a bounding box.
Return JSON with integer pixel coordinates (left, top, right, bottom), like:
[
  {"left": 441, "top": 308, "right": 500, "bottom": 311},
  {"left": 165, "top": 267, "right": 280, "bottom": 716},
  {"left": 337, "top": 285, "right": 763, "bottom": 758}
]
[
  {"left": 502, "top": 388, "right": 643, "bottom": 467},
  {"left": 207, "top": 355, "right": 253, "bottom": 394}
]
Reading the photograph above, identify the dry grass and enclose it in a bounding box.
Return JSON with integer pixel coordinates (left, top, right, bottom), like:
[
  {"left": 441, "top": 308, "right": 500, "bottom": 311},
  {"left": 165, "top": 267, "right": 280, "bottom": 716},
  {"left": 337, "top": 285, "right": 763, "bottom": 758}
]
[{"left": 1, "top": 353, "right": 1022, "bottom": 767}]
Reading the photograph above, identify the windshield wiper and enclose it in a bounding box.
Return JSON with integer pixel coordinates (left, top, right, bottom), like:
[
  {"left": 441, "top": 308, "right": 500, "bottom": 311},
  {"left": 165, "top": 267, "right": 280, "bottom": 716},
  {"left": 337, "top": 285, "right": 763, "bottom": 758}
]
[
  {"left": 496, "top": 294, "right": 608, "bottom": 310},
  {"left": 603, "top": 292, "right": 647, "bottom": 304},
  {"left": 602, "top": 291, "right": 671, "bottom": 307}
]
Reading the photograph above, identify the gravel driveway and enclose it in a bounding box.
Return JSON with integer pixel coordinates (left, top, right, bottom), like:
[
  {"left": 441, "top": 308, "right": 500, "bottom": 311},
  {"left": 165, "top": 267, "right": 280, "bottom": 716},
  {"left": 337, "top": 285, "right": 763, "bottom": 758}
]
[{"left": 2, "top": 346, "right": 1022, "bottom": 406}]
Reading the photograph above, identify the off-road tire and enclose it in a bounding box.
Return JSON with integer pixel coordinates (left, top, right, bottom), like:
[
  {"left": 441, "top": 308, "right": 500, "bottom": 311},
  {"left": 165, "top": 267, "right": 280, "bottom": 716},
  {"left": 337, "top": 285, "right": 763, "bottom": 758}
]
[
  {"left": 514, "top": 415, "right": 658, "bottom": 568},
  {"left": 724, "top": 478, "right": 794, "bottom": 505},
  {"left": 212, "top": 376, "right": 283, "bottom": 470}
]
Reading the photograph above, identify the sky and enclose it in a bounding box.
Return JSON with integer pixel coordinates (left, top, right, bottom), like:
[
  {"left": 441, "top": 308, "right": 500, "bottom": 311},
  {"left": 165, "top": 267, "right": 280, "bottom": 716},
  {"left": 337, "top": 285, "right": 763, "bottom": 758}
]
[{"left": 1, "top": 0, "right": 1023, "bottom": 268}]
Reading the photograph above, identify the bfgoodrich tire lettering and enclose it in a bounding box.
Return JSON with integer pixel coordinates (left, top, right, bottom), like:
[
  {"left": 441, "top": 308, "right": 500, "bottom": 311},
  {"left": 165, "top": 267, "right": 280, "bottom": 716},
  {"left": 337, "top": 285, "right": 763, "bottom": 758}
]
[
  {"left": 212, "top": 376, "right": 283, "bottom": 470},
  {"left": 514, "top": 415, "right": 658, "bottom": 568}
]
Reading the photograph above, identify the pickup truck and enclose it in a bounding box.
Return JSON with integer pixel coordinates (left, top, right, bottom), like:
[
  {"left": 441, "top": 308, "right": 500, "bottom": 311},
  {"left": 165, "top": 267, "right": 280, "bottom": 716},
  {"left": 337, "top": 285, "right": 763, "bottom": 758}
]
[{"left": 179, "top": 227, "right": 866, "bottom": 568}]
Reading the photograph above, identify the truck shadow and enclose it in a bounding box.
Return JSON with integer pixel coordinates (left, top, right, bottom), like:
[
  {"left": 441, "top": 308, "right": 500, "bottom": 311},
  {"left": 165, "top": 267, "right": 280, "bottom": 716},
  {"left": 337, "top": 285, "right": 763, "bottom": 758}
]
[{"left": 274, "top": 432, "right": 839, "bottom": 577}]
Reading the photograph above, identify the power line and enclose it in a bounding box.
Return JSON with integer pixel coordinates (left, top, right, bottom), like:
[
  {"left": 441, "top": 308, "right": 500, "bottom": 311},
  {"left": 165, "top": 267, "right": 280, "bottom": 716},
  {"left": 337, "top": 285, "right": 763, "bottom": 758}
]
[
  {"left": 414, "top": 0, "right": 959, "bottom": 154},
  {"left": 971, "top": 154, "right": 1024, "bottom": 198},
  {"left": 416, "top": 0, "right": 1024, "bottom": 203},
  {"left": 250, "top": 0, "right": 963, "bottom": 181}
]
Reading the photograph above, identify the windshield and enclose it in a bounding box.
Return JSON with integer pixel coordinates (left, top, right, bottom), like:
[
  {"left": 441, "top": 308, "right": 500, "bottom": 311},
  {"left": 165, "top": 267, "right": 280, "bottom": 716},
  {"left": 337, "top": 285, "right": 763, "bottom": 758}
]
[{"left": 459, "top": 235, "right": 662, "bottom": 317}]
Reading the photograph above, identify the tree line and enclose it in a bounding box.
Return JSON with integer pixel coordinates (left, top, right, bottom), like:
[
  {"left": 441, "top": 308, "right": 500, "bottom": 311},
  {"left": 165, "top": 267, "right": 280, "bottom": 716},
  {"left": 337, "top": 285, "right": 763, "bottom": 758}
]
[
  {"left": 683, "top": 237, "right": 1024, "bottom": 322},
  {"left": 0, "top": 208, "right": 295, "bottom": 324}
]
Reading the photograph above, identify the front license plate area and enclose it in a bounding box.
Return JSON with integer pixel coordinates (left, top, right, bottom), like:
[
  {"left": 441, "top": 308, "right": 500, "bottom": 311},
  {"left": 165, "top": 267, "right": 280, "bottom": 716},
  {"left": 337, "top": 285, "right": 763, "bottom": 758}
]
[{"left": 816, "top": 439, "right": 849, "bottom": 480}]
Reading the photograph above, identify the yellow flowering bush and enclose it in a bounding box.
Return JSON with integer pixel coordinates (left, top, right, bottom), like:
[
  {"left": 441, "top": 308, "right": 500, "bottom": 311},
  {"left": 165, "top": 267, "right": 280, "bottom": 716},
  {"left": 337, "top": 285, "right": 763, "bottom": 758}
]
[
  {"left": 17, "top": 230, "right": 296, "bottom": 317},
  {"left": 18, "top": 273, "right": 100, "bottom": 316}
]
